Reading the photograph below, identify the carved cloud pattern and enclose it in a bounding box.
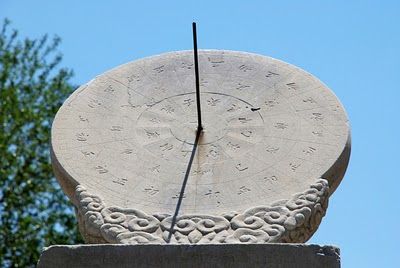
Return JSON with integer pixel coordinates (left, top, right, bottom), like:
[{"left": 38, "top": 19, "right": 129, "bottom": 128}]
[{"left": 75, "top": 179, "right": 329, "bottom": 244}]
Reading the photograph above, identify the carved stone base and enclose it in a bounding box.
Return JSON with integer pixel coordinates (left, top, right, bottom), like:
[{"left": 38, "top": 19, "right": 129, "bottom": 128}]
[
  {"left": 74, "top": 179, "right": 329, "bottom": 244},
  {"left": 38, "top": 244, "right": 340, "bottom": 268}
]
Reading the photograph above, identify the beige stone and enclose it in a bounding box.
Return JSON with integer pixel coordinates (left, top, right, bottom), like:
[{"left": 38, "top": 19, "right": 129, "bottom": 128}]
[{"left": 51, "top": 50, "right": 350, "bottom": 244}]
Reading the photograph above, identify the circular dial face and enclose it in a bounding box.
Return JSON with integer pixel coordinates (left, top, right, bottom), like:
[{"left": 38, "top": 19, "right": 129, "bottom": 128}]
[{"left": 51, "top": 50, "right": 350, "bottom": 216}]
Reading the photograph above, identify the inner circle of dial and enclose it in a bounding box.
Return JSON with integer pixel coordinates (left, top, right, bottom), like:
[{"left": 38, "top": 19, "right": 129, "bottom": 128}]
[{"left": 135, "top": 92, "right": 264, "bottom": 159}]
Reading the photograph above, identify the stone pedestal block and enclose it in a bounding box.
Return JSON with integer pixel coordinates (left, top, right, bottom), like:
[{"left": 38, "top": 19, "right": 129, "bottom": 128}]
[{"left": 37, "top": 243, "right": 340, "bottom": 268}]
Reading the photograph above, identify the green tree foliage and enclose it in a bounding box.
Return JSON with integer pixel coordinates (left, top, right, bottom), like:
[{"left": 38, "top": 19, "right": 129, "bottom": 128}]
[{"left": 0, "top": 19, "right": 83, "bottom": 267}]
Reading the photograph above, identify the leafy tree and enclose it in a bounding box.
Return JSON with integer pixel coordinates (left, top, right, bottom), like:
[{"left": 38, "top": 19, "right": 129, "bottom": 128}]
[{"left": 0, "top": 19, "right": 83, "bottom": 267}]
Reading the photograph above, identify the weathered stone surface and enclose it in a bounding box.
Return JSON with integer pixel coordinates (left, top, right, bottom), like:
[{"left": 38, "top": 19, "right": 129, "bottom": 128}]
[
  {"left": 51, "top": 50, "right": 351, "bottom": 244},
  {"left": 37, "top": 243, "right": 340, "bottom": 268},
  {"left": 75, "top": 179, "right": 329, "bottom": 244}
]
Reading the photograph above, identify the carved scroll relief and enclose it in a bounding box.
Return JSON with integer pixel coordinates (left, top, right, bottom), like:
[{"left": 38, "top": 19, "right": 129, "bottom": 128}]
[{"left": 75, "top": 179, "right": 329, "bottom": 244}]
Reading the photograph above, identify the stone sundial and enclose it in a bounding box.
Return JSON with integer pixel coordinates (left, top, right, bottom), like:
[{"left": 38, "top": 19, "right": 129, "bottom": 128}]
[{"left": 51, "top": 24, "right": 350, "bottom": 245}]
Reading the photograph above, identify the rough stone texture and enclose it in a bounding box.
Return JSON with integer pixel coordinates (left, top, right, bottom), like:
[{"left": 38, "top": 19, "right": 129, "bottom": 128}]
[
  {"left": 51, "top": 50, "right": 351, "bottom": 244},
  {"left": 37, "top": 244, "right": 340, "bottom": 268}
]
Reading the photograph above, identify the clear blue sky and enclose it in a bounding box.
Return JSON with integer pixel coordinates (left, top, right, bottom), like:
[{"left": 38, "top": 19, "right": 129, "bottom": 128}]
[{"left": 1, "top": 1, "right": 399, "bottom": 267}]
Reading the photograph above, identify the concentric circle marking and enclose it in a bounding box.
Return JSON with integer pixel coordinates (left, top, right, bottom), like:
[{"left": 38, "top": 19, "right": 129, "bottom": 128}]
[{"left": 51, "top": 50, "right": 350, "bottom": 215}]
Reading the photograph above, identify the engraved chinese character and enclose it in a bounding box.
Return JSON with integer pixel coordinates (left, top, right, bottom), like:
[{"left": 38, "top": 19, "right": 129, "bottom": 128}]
[
  {"left": 145, "top": 130, "right": 160, "bottom": 139},
  {"left": 81, "top": 150, "right": 95, "bottom": 157},
  {"left": 180, "top": 149, "right": 191, "bottom": 157},
  {"left": 88, "top": 99, "right": 101, "bottom": 108},
  {"left": 153, "top": 65, "right": 165, "bottom": 73},
  {"left": 121, "top": 148, "right": 133, "bottom": 154},
  {"left": 265, "top": 99, "right": 279, "bottom": 108},
  {"left": 274, "top": 122, "right": 288, "bottom": 129},
  {"left": 205, "top": 189, "right": 221, "bottom": 206},
  {"left": 112, "top": 177, "right": 127, "bottom": 186},
  {"left": 227, "top": 103, "right": 241, "bottom": 112},
  {"left": 266, "top": 146, "right": 279, "bottom": 153},
  {"left": 286, "top": 82, "right": 298, "bottom": 90},
  {"left": 207, "top": 97, "right": 220, "bottom": 106},
  {"left": 150, "top": 165, "right": 160, "bottom": 173},
  {"left": 127, "top": 74, "right": 140, "bottom": 82},
  {"left": 236, "top": 82, "right": 250, "bottom": 90},
  {"left": 235, "top": 163, "right": 248, "bottom": 172},
  {"left": 264, "top": 175, "right": 278, "bottom": 183},
  {"left": 241, "top": 130, "right": 253, "bottom": 138},
  {"left": 104, "top": 85, "right": 114, "bottom": 93},
  {"left": 181, "top": 62, "right": 193, "bottom": 69},
  {"left": 238, "top": 117, "right": 252, "bottom": 124},
  {"left": 95, "top": 165, "right": 108, "bottom": 174},
  {"left": 160, "top": 143, "right": 173, "bottom": 151},
  {"left": 238, "top": 186, "right": 251, "bottom": 195},
  {"left": 145, "top": 98, "right": 157, "bottom": 107},
  {"left": 200, "top": 79, "right": 208, "bottom": 87},
  {"left": 289, "top": 163, "right": 301, "bottom": 172},
  {"left": 172, "top": 192, "right": 186, "bottom": 199},
  {"left": 204, "top": 189, "right": 221, "bottom": 197},
  {"left": 303, "top": 97, "right": 316, "bottom": 103},
  {"left": 144, "top": 186, "right": 159, "bottom": 196},
  {"left": 79, "top": 115, "right": 89, "bottom": 122},
  {"left": 238, "top": 64, "right": 252, "bottom": 72},
  {"left": 227, "top": 142, "right": 240, "bottom": 150},
  {"left": 76, "top": 132, "right": 88, "bottom": 141},
  {"left": 311, "top": 112, "right": 324, "bottom": 121},
  {"left": 312, "top": 130, "right": 323, "bottom": 137},
  {"left": 183, "top": 98, "right": 194, "bottom": 106},
  {"left": 161, "top": 105, "right": 174, "bottom": 114},
  {"left": 303, "top": 146, "right": 316, "bottom": 155},
  {"left": 208, "top": 56, "right": 224, "bottom": 67},
  {"left": 193, "top": 168, "right": 212, "bottom": 175},
  {"left": 120, "top": 103, "right": 141, "bottom": 109},
  {"left": 150, "top": 117, "right": 161, "bottom": 124},
  {"left": 206, "top": 145, "right": 219, "bottom": 158},
  {"left": 265, "top": 71, "right": 279, "bottom": 78},
  {"left": 110, "top": 125, "right": 123, "bottom": 131}
]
